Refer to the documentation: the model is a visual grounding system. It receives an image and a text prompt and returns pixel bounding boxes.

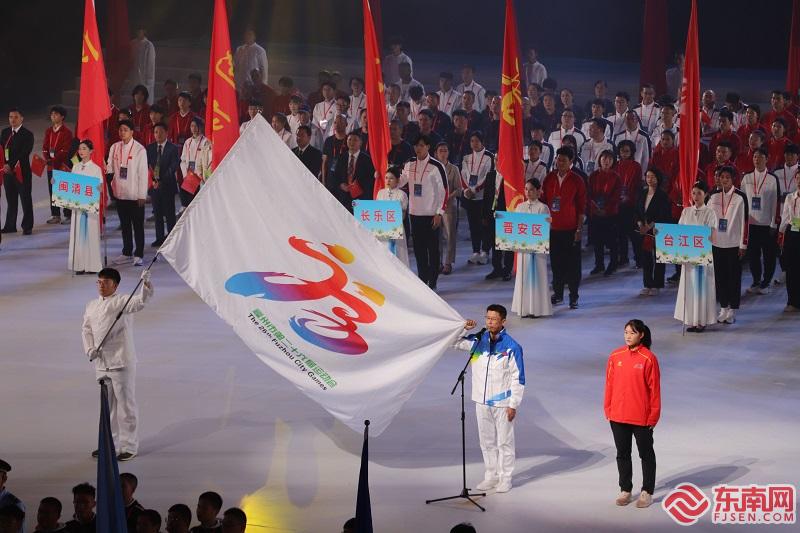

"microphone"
[474,327,487,340]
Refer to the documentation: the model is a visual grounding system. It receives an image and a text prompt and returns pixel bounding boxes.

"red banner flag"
[498,0,525,211]
[639,0,668,96]
[77,0,111,228]
[362,0,391,197]
[787,0,800,104]
[206,0,240,169]
[678,0,700,208]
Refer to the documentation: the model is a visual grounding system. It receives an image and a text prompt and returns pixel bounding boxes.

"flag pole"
[355,420,374,533]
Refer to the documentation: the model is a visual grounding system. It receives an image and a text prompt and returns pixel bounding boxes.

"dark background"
[0,0,794,111]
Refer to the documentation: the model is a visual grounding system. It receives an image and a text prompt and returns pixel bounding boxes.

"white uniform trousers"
[96,366,138,454]
[476,402,515,482]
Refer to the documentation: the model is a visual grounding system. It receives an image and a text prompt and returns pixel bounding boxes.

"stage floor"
[1,178,798,533]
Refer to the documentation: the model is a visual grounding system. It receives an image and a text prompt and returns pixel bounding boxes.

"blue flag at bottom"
[355,420,373,533]
[97,379,128,533]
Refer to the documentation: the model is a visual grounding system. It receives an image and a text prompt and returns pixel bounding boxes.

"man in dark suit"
[146,123,180,246]
[2,108,35,236]
[292,125,322,178]
[332,132,374,212]
[481,152,514,281]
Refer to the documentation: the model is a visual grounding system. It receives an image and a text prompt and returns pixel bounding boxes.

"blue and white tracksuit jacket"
[456,328,525,409]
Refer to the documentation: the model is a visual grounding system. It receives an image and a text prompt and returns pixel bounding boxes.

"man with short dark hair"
[450,524,477,533]
[542,147,587,308]
[394,102,418,143]
[633,84,660,134]
[234,29,268,93]
[121,473,145,533]
[398,61,423,103]
[387,120,414,167]
[312,82,338,137]
[741,148,780,293]
[425,92,453,138]
[147,123,181,247]
[607,92,631,137]
[136,510,161,533]
[220,509,246,533]
[83,267,153,461]
[190,492,222,533]
[613,110,652,171]
[0,506,24,533]
[273,76,300,115]
[709,110,741,159]
[167,92,195,148]
[157,79,179,117]
[65,483,96,533]
[763,89,797,138]
[34,497,65,532]
[456,65,486,112]
[437,72,462,118]
[165,504,191,533]
[292,125,322,178]
[458,305,525,493]
[44,105,74,224]
[584,80,613,118]
[445,110,471,167]
[341,517,356,533]
[332,132,374,211]
[1,109,35,236]
[383,36,412,85]
[129,85,151,143]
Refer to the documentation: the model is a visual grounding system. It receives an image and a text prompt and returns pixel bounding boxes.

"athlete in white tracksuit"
[456,305,525,493]
[82,268,152,459]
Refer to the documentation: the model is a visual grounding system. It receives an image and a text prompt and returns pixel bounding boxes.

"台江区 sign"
[655,223,712,265]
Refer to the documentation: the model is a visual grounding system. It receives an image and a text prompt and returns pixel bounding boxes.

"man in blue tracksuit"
[458,304,525,493]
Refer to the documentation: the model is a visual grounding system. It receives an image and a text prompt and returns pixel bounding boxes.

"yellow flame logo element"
[212,99,231,132]
[81,31,99,64]
[501,58,522,126]
[215,50,235,89]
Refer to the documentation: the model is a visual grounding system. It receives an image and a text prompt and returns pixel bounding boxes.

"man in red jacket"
[604,319,661,509]
[43,105,74,224]
[762,90,797,139]
[735,129,766,180]
[541,147,586,308]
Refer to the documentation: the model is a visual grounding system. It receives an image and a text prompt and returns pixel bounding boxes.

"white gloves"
[87,347,101,361]
[140,269,151,282]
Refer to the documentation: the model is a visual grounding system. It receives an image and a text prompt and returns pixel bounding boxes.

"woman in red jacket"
[604,319,661,509]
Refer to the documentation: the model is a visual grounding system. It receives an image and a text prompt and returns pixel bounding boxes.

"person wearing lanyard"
[444,110,470,167]
[613,110,652,172]
[541,147,587,309]
[387,120,414,168]
[707,166,749,324]
[1,108,35,237]
[580,118,614,175]
[632,84,660,135]
[167,92,195,148]
[588,150,622,276]
[774,144,800,285]
[461,132,493,266]
[434,142,463,275]
[456,64,486,112]
[147,123,180,247]
[349,77,367,125]
[43,105,74,225]
[741,148,781,294]
[128,85,151,144]
[524,141,548,182]
[399,134,447,290]
[778,168,800,311]
[313,82,337,138]
[107,119,149,266]
[548,109,586,152]
[321,114,349,189]
[606,91,631,137]
[437,72,463,118]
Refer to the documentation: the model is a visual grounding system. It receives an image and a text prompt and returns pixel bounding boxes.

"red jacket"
[709,130,741,159]
[762,108,797,138]
[737,122,766,146]
[167,111,196,147]
[615,159,642,208]
[768,137,790,171]
[704,159,735,190]
[587,169,621,217]
[604,345,661,427]
[128,104,150,142]
[649,144,679,181]
[42,125,74,172]
[541,169,586,231]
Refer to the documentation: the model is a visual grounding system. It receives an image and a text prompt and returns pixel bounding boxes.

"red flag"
[363,0,391,197]
[498,0,525,211]
[678,0,700,209]
[639,0,668,96]
[787,0,800,104]
[206,0,240,169]
[77,0,111,228]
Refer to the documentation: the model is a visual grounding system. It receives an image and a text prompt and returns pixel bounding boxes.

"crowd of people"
[2,30,797,328]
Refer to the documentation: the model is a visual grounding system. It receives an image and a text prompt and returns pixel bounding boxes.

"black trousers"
[151,188,176,241]
[640,246,665,288]
[117,199,145,258]
[3,172,34,231]
[179,188,195,208]
[47,170,71,218]
[410,215,440,287]
[610,421,656,494]
[462,198,490,253]
[551,229,582,301]
[747,224,777,287]
[785,231,800,307]
[617,204,639,263]
[713,246,742,309]
[592,215,618,268]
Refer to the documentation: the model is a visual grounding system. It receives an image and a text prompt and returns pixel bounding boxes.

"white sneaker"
[649,288,660,296]
[133,257,143,266]
[467,252,480,265]
[478,251,489,265]
[724,309,736,324]
[640,287,651,296]
[112,255,133,265]
[757,285,770,295]
[475,478,497,491]
[495,479,512,493]
[717,307,729,323]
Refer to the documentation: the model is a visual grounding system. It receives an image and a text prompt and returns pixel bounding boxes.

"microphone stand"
[426,330,486,512]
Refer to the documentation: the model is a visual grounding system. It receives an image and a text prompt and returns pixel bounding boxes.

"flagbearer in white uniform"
[512,179,553,318]
[68,140,104,274]
[82,267,153,461]
[457,305,525,494]
[674,181,717,332]
[375,167,409,267]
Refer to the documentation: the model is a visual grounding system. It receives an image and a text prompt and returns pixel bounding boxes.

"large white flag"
[160,115,465,435]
